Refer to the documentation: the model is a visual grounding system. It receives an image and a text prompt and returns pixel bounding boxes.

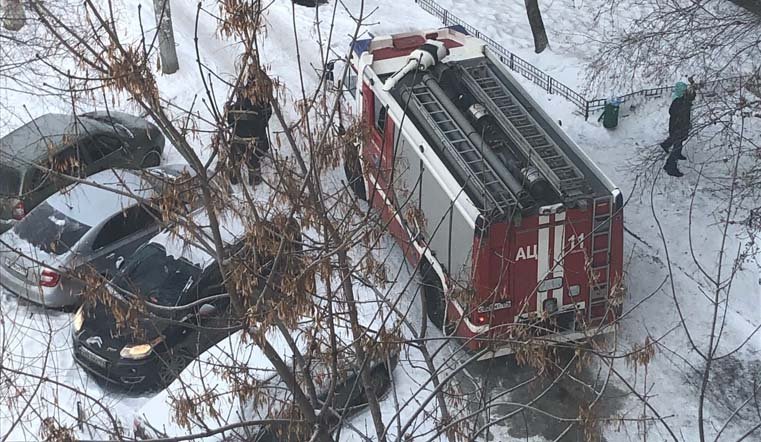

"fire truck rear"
[342,26,624,358]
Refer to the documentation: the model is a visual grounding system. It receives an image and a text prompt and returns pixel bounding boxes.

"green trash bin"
[599,98,622,129]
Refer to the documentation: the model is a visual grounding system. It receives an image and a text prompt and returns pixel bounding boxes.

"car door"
[21,167,56,216]
[157,269,220,354]
[79,135,126,176]
[183,266,229,349]
[85,205,160,277]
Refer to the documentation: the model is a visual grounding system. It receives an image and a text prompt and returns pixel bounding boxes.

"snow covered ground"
[1,0,759,441]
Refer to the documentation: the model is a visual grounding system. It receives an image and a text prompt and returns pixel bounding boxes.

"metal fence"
[586,75,757,114]
[414,0,590,115]
[414,0,757,120]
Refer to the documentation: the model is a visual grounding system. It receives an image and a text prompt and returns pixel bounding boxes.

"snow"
[48,215,67,227]
[1,0,760,441]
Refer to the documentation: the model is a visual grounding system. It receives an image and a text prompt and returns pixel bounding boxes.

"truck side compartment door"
[363,86,396,191]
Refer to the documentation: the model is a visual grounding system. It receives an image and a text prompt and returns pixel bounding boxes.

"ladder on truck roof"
[458,62,590,200]
[590,196,614,319]
[406,83,520,215]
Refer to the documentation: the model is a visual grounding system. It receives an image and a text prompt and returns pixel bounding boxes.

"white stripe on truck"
[537,223,550,314]
[552,213,565,307]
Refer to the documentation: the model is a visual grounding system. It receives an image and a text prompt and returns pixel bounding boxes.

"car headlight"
[73,306,85,333]
[120,344,152,360]
[120,337,164,360]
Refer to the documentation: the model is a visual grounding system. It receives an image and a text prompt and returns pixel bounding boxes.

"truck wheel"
[344,145,367,201]
[421,262,445,330]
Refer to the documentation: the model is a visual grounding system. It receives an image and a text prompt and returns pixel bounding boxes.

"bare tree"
[153,0,179,74]
[588,0,761,92]
[524,0,548,53]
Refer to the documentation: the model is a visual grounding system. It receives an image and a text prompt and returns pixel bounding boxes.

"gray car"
[0,166,193,308]
[0,111,165,233]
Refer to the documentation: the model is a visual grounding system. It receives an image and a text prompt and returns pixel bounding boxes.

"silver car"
[0,166,195,308]
[0,112,165,233]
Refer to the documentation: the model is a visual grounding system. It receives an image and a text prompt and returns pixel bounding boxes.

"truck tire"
[343,145,367,201]
[421,261,445,330]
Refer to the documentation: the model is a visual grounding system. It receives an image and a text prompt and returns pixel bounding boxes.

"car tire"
[421,261,446,330]
[343,144,367,201]
[140,150,162,168]
[364,361,393,401]
[332,360,394,414]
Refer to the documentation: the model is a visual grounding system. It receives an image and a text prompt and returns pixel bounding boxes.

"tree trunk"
[153,0,179,74]
[524,0,548,53]
[2,0,26,31]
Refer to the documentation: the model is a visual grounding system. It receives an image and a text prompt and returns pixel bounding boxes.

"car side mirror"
[114,256,125,270]
[198,304,217,317]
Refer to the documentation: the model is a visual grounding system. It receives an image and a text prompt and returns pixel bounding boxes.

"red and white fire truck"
[342,26,624,357]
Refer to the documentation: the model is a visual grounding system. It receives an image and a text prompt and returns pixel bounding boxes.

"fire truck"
[342,26,624,357]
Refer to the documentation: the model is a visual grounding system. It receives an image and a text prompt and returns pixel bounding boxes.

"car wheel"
[157,348,192,387]
[343,144,367,201]
[140,150,162,168]
[421,262,446,330]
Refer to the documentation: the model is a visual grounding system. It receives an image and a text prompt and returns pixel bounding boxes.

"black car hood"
[77,299,172,360]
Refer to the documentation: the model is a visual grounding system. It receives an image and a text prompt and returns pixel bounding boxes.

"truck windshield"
[13,202,91,255]
[0,165,21,197]
[112,243,203,306]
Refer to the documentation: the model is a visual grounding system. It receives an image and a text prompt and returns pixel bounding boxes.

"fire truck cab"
[343,26,624,357]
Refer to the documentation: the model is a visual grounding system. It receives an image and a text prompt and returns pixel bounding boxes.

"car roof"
[0,112,151,170]
[148,209,246,269]
[45,169,158,227]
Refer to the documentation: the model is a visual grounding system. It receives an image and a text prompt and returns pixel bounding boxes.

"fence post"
[509,53,515,71]
[548,77,553,94]
[443,10,448,25]
[584,101,589,121]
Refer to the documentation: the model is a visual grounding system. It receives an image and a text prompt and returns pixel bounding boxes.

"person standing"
[227,66,273,186]
[660,80,696,177]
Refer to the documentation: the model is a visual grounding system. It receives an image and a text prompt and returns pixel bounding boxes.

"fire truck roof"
[353,27,618,219]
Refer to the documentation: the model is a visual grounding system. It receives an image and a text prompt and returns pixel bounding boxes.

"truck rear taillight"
[474,314,488,325]
[11,200,25,220]
[40,269,61,287]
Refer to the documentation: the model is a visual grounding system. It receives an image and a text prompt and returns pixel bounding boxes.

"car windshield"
[0,165,21,197]
[113,243,203,306]
[13,202,90,255]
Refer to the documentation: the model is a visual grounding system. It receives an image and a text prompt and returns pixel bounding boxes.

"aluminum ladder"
[407,83,518,215]
[589,196,614,317]
[458,62,590,200]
